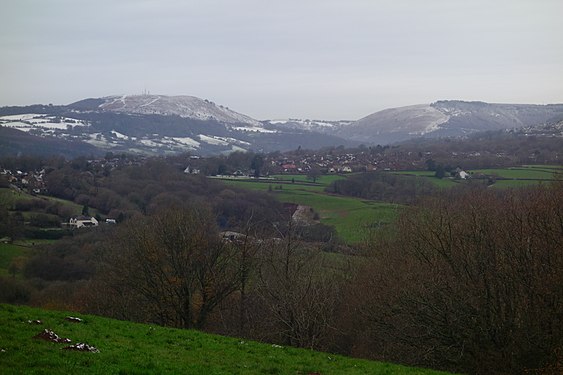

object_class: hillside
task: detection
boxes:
[338,101,563,144]
[0,96,356,156]
[72,94,263,127]
[0,304,453,375]
[0,127,101,158]
[2,98,562,157]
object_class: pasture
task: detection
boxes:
[393,165,563,188]
[219,175,399,243]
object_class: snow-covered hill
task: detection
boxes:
[3,97,561,158]
[0,95,355,156]
[94,94,263,127]
[339,101,563,144]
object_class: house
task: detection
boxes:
[454,167,470,180]
[458,170,470,179]
[184,166,200,174]
[69,216,99,228]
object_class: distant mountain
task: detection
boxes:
[0,95,356,157]
[2,97,562,158]
[337,101,563,144]
[70,94,262,127]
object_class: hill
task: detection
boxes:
[0,127,101,158]
[2,98,562,158]
[70,94,263,127]
[0,304,453,375]
[338,100,563,144]
[0,95,356,157]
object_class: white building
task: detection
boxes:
[69,216,99,228]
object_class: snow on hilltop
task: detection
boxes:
[98,94,262,127]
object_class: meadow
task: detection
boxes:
[0,304,455,375]
[394,165,563,188]
[0,242,30,277]
[0,187,85,215]
[219,175,399,243]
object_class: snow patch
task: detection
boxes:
[232,126,277,133]
[172,137,201,147]
[198,134,229,145]
[110,130,128,139]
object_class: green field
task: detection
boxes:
[0,304,454,375]
[394,165,563,188]
[472,167,562,180]
[0,188,85,215]
[220,176,399,243]
[391,171,460,188]
[0,243,30,277]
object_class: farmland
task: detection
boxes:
[218,175,399,243]
[393,164,563,188]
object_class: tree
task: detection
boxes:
[354,184,563,373]
[97,205,241,329]
[434,164,445,179]
[307,168,321,183]
[250,154,264,178]
[256,220,341,349]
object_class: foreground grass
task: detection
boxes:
[0,304,454,375]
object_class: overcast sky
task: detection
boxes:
[1,0,562,120]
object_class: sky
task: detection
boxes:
[1,0,562,120]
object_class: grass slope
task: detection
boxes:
[0,188,85,215]
[0,304,454,375]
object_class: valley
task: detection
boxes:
[1,97,562,375]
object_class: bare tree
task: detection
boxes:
[256,220,341,349]
[352,184,563,374]
[97,205,240,329]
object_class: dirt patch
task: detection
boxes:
[337,210,349,218]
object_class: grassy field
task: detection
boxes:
[220,176,399,243]
[394,165,563,188]
[472,167,562,180]
[0,304,454,375]
[0,187,85,215]
[0,243,31,277]
[391,171,460,188]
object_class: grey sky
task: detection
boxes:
[1,0,562,120]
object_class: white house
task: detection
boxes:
[184,165,201,175]
[70,216,99,228]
